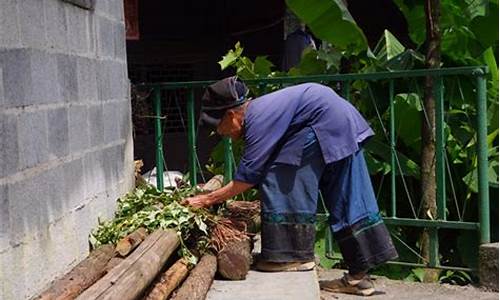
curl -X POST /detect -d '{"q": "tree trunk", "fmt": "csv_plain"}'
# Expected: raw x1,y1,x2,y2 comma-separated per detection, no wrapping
170,255,217,300
420,0,441,282
116,227,148,257
217,238,252,280
143,258,190,300
77,229,179,300
35,244,115,300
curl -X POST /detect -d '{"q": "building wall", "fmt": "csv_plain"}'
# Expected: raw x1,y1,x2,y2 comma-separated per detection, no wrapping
0,1,134,299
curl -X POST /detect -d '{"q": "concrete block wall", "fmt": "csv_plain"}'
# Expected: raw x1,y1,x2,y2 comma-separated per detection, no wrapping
0,1,134,299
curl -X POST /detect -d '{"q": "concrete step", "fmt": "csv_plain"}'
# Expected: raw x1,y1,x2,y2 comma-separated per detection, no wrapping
207,269,320,300
207,235,320,300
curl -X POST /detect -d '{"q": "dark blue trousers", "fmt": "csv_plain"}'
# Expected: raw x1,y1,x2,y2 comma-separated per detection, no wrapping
259,133,397,272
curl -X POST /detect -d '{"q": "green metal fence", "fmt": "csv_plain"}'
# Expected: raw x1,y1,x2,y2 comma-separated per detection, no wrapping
137,66,491,271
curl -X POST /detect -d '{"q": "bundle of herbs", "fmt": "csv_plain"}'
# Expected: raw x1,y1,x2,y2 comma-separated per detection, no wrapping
89,183,244,265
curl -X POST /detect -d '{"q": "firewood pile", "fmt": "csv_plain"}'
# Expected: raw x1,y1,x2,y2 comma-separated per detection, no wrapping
34,175,260,300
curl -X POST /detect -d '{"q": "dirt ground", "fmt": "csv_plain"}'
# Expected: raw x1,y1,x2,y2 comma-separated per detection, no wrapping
318,269,498,300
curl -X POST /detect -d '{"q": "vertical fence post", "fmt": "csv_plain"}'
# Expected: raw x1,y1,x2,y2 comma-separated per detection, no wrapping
187,89,197,186
435,77,446,220
342,81,351,100
389,80,397,218
153,87,164,190
476,72,490,244
223,138,233,184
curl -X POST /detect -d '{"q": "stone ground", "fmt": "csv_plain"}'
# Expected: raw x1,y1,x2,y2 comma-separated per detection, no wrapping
319,269,499,300
208,235,498,300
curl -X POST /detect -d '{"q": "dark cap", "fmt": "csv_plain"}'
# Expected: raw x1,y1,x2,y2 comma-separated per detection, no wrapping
200,76,248,127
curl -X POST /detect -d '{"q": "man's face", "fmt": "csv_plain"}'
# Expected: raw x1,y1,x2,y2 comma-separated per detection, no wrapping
216,109,243,140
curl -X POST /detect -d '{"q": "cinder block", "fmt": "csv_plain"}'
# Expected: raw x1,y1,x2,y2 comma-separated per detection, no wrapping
93,0,110,16
56,54,78,102
109,0,124,22
96,17,115,58
42,164,67,223
108,61,126,100
17,110,49,170
31,50,61,104
89,190,115,222
8,236,51,298
8,174,49,244
87,12,97,56
0,68,4,108
0,0,21,47
66,4,90,55
71,202,92,258
0,248,20,299
97,60,111,101
18,0,46,49
68,104,89,153
102,102,120,142
120,99,132,140
0,184,8,251
47,107,69,159
64,158,85,210
0,113,18,178
114,22,126,60
88,104,104,147
83,150,106,200
479,242,499,291
0,49,33,108
76,57,98,102
102,145,122,187
44,0,68,51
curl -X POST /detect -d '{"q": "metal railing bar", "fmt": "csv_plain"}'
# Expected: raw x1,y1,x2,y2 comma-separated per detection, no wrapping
390,80,396,218
383,217,479,230
136,66,488,89
435,77,447,221
476,74,490,244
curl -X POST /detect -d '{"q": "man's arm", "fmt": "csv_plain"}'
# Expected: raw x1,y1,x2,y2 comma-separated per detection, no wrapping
184,180,254,208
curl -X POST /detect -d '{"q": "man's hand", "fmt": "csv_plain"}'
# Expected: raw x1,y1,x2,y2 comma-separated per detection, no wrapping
182,194,214,208
182,180,253,209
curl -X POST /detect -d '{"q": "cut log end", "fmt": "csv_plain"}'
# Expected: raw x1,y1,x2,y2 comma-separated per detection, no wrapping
116,227,148,257
217,238,252,280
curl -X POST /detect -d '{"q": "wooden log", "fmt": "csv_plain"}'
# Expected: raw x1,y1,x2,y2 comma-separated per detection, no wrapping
170,255,217,300
217,238,252,280
201,175,224,192
143,258,190,300
35,244,115,300
115,227,148,257
103,257,124,273
77,229,179,300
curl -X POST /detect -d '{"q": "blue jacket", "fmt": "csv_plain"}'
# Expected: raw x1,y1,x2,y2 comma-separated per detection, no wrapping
234,83,374,185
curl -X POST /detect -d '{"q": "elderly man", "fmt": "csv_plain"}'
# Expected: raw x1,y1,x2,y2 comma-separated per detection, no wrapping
185,77,398,296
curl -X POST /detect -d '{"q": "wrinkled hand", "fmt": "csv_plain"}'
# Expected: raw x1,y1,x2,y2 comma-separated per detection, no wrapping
181,194,214,208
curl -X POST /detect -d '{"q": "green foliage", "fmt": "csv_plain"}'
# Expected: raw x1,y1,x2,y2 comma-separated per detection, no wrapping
89,184,210,265
286,0,368,53
439,270,473,285
405,268,426,282
314,219,336,269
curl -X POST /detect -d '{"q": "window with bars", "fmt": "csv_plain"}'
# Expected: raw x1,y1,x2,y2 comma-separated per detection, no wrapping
129,63,194,134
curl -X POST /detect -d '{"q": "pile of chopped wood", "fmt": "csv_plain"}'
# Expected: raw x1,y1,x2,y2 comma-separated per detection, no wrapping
34,176,260,300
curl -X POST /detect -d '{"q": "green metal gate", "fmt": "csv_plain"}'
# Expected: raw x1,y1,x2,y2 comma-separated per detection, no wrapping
137,66,492,271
